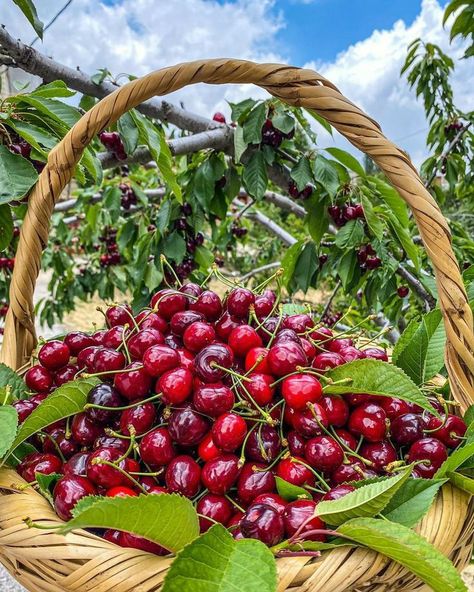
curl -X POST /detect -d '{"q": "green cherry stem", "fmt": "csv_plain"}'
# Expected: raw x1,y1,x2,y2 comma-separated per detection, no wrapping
84,392,163,412
91,458,148,494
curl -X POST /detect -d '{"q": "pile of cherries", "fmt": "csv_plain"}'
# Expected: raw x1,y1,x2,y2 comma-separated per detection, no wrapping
12,281,466,552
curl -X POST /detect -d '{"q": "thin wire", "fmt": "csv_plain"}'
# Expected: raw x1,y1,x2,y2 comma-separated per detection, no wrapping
393,127,428,143
30,0,75,46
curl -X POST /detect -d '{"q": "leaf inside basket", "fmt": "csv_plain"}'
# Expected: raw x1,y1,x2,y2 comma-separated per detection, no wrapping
0,406,18,458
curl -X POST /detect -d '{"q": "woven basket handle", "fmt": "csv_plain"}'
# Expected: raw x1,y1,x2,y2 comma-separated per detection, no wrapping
1,59,473,406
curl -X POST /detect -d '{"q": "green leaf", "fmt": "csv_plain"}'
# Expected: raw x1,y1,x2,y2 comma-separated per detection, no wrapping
163,523,277,592
0,363,28,400
243,151,268,200
0,146,38,204
325,147,366,177
194,245,214,269
7,119,58,154
382,478,447,527
315,467,411,526
292,241,318,292
313,155,340,197
464,405,474,427
163,232,186,263
6,378,97,457
156,198,172,236
243,103,267,145
305,109,333,135
61,493,199,553
13,0,43,38
290,156,313,192
158,133,182,203
117,112,139,155
334,220,365,249
337,518,467,592
234,126,248,164
305,196,329,247
36,472,62,502
446,472,474,495
387,216,420,272
337,250,358,290
275,476,312,501
371,178,409,227
0,407,18,459
325,359,436,414
436,442,474,478
360,194,384,240
393,310,445,385
0,204,14,251
31,81,75,98
272,111,294,135
4,442,37,468
281,241,304,289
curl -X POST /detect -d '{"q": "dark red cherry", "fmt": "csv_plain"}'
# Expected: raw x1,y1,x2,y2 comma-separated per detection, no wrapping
283,500,326,541
198,432,221,462
193,383,235,417
113,362,153,400
18,453,63,483
71,412,103,446
197,494,233,532
267,342,307,377
276,457,315,488
328,338,353,353
237,463,276,505
281,374,322,410
253,493,286,515
119,532,168,555
322,484,356,501
177,348,194,371
363,347,388,361
142,345,180,377
86,447,127,488
64,452,90,476
300,338,316,360
334,428,358,450
273,328,301,345
320,395,349,427
43,428,78,458
136,311,168,332
287,430,306,457
127,329,164,360
426,415,467,448
150,289,187,320
360,440,397,472
102,327,125,349
194,343,234,382
139,428,176,466
53,475,96,520
201,454,241,494
165,455,201,497
25,365,54,392
305,436,344,473
254,296,273,318
380,397,411,419
283,314,314,335
190,290,223,321
292,403,328,438
86,383,124,424
64,332,96,355
103,529,121,544
215,312,242,340
120,400,156,436
77,346,101,372
94,348,125,374
331,458,366,484
312,352,344,371
391,413,424,446
180,282,203,299
170,310,204,336
226,288,255,319
245,425,281,463
38,340,70,370
339,346,364,363
105,304,133,328
244,373,275,407
228,325,262,358
168,406,209,447
407,437,447,478
212,413,247,452
241,503,285,546
54,364,79,386
183,321,216,352
93,330,108,345
348,403,387,442
13,399,36,423
310,325,333,345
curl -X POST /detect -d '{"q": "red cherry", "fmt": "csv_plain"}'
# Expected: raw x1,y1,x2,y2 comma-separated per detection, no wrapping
168,406,209,447
190,290,223,321
360,441,397,472
228,325,262,358
71,412,104,446
53,476,96,520
165,455,201,497
305,436,344,473
113,362,153,400
267,342,307,377
215,312,242,340
55,365,79,386
212,413,247,452
198,432,221,461
183,321,216,352
77,346,101,371
287,430,306,456
105,304,133,328
135,311,168,332
157,367,193,405
64,452,90,476
397,286,409,298
253,493,286,515
193,383,235,417
197,494,233,532
254,296,274,318
127,329,164,360
283,314,314,335
212,112,226,123
94,348,126,374
139,428,176,466
300,338,316,360
380,397,411,419
103,529,121,544
281,374,322,410
283,500,326,541
426,415,467,448
38,340,70,370
194,343,234,383
292,403,328,438
150,289,187,320
120,400,156,436
237,463,276,505
339,346,364,363
312,351,344,371
201,454,241,494
244,424,281,463
25,365,53,392
86,447,127,488
363,347,388,361
328,338,353,353
241,503,285,546
244,373,275,407
391,413,424,446
142,345,180,377
12,399,35,423
407,437,447,478
348,403,387,442
322,484,355,501
226,288,255,319
331,458,367,485
276,457,314,488
334,428,358,450
320,395,349,427
119,532,168,555
64,332,96,355
106,486,138,497
43,428,78,459
18,453,63,483
170,310,204,336
102,326,125,349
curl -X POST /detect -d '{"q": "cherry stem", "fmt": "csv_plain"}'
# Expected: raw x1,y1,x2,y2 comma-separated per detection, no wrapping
82,364,144,378
37,431,66,463
23,518,63,531
328,426,373,466
91,458,148,494
210,362,252,383
291,457,330,491
116,429,136,463
160,255,182,288
120,325,132,364
266,307,284,348
84,392,162,412
225,495,246,513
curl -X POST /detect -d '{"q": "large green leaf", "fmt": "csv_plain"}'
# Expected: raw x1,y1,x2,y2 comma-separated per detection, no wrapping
0,363,28,400
325,147,366,177
436,442,474,478
360,193,384,240
0,146,38,204
446,472,474,495
325,359,436,414
162,524,277,592
275,476,312,501
0,407,18,459
234,126,247,163
291,156,313,191
117,111,139,155
387,215,420,272
158,133,182,203
243,151,268,200
61,494,199,553
281,241,304,289
0,205,14,251
243,103,267,145
313,154,340,197
315,467,411,526
370,178,409,227
292,241,318,292
382,478,446,527
6,378,97,457
12,0,43,38
305,196,329,246
338,518,467,592
393,310,445,385
334,220,365,249
30,81,76,98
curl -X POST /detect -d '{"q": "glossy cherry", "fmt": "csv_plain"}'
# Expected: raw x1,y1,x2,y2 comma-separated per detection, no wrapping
120,401,156,436
244,424,281,463
359,441,397,472
237,463,276,505
197,494,233,532
105,304,133,328
106,486,138,497
193,383,235,417
71,412,104,446
139,428,176,466
168,406,209,447
55,364,79,386
281,374,322,410
212,413,247,452
276,457,314,488
228,325,262,358
201,454,241,494
113,362,153,400
244,373,275,407
391,413,424,446
226,288,255,319
253,493,287,515
283,500,326,541
53,475,97,520
64,331,97,355
150,289,187,320
292,403,328,438
38,340,70,370
194,343,234,382
322,484,356,501
348,403,387,442
86,447,127,488
190,290,223,321
267,342,307,377
320,395,349,427
426,414,467,448
241,503,285,546
157,367,193,405
127,329,164,360
182,321,215,353
312,351,344,371
165,455,201,497
142,345,180,377
305,436,344,473
170,310,204,336
407,437,448,478
25,365,53,392
86,383,124,424
18,453,63,483
63,452,90,476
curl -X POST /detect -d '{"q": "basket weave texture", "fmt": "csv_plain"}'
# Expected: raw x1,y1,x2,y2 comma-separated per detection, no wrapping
0,59,474,592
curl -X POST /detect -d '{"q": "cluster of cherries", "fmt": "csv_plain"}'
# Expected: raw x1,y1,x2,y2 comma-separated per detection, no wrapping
99,131,127,161
118,183,138,211
230,221,248,239
12,281,466,552
170,202,207,281
0,257,15,272
98,227,121,268
288,181,313,201
8,135,45,173
328,203,365,228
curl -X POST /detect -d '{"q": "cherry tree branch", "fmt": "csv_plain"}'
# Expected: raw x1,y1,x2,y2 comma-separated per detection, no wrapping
425,121,472,188
395,266,435,311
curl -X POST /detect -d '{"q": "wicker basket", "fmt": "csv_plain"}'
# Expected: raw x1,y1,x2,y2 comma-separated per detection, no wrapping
1,59,474,592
